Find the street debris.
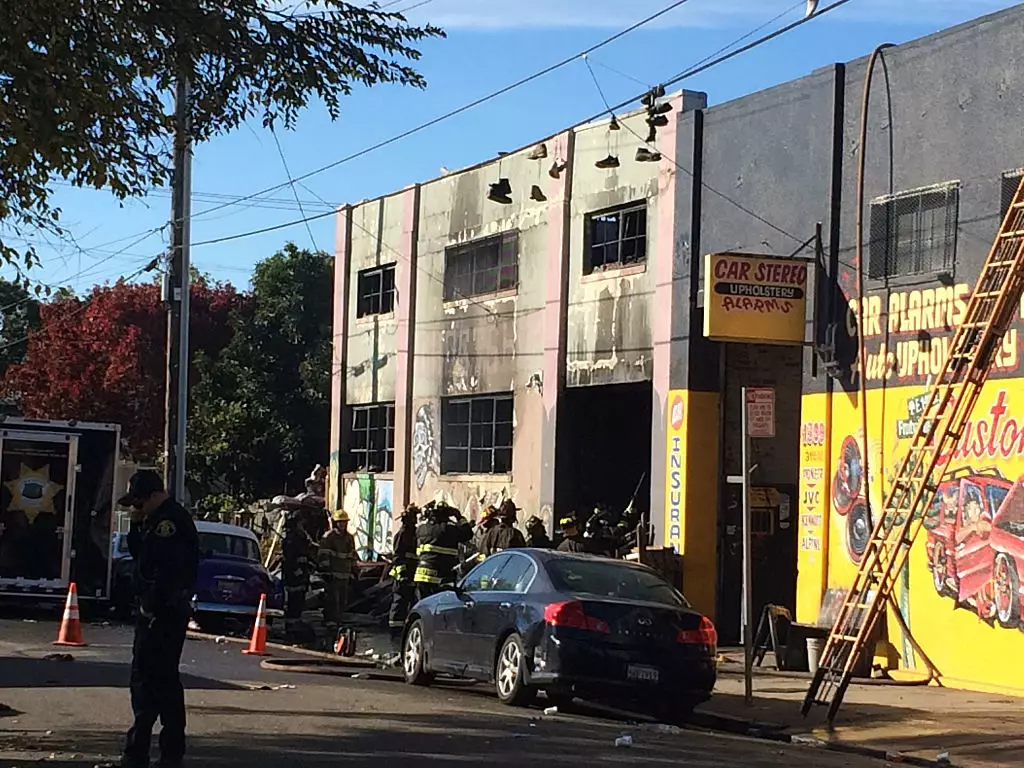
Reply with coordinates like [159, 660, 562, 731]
[214, 635, 228, 644]
[644, 723, 682, 736]
[937, 752, 951, 765]
[244, 683, 295, 691]
[614, 734, 633, 748]
[790, 735, 827, 748]
[885, 751, 907, 762]
[351, 672, 367, 679]
[43, 653, 74, 662]
[543, 706, 558, 715]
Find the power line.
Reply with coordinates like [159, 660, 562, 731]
[271, 131, 321, 252]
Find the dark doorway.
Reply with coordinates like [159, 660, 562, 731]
[555, 381, 652, 526]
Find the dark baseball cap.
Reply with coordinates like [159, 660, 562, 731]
[117, 470, 165, 507]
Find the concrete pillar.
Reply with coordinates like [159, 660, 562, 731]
[328, 205, 353, 513]
[393, 185, 421, 511]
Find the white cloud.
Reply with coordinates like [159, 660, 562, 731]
[400, 0, 1018, 31]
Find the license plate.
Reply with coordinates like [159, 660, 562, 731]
[626, 664, 660, 683]
[216, 580, 241, 595]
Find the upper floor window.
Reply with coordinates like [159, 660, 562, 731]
[440, 393, 513, 475]
[357, 264, 396, 318]
[585, 201, 648, 275]
[868, 184, 959, 280]
[443, 232, 518, 301]
[348, 402, 395, 472]
[1001, 169, 1024, 222]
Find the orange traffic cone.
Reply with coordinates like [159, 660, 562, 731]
[54, 583, 86, 647]
[242, 593, 269, 656]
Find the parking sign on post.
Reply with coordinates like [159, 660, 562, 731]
[745, 388, 775, 439]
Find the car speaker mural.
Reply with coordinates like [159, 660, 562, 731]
[830, 435, 877, 564]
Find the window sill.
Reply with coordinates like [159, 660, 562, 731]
[438, 473, 513, 483]
[443, 289, 518, 310]
[341, 470, 395, 479]
[353, 311, 396, 327]
[581, 262, 647, 283]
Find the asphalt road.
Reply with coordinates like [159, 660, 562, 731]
[0, 616, 880, 767]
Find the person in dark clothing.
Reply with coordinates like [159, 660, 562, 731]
[388, 504, 419, 644]
[483, 500, 527, 554]
[584, 505, 618, 557]
[556, 513, 586, 553]
[413, 502, 472, 601]
[119, 470, 199, 768]
[282, 510, 313, 633]
[525, 516, 552, 549]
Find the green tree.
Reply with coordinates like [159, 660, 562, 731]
[0, 1, 443, 268]
[189, 243, 332, 502]
[0, 279, 39, 378]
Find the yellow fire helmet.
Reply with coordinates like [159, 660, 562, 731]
[332, 509, 350, 523]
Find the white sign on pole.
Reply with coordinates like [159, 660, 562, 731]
[745, 388, 775, 439]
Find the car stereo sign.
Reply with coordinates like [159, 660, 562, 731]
[703, 253, 809, 345]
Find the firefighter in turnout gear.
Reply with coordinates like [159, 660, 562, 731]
[556, 513, 586, 553]
[388, 504, 419, 642]
[414, 502, 472, 600]
[525, 515, 552, 549]
[467, 505, 499, 566]
[318, 509, 357, 627]
[282, 510, 314, 635]
[483, 499, 527, 554]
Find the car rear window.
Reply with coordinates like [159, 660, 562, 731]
[199, 533, 260, 562]
[545, 559, 688, 607]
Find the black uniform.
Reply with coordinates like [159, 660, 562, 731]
[282, 513, 313, 622]
[388, 514, 418, 640]
[123, 497, 199, 767]
[413, 510, 472, 600]
[556, 536, 586, 553]
[483, 521, 527, 554]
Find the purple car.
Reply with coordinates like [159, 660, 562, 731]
[190, 520, 284, 631]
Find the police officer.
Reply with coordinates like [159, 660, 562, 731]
[282, 509, 313, 636]
[119, 470, 199, 768]
[388, 504, 419, 647]
[413, 502, 472, 600]
[318, 509, 357, 628]
[556, 513, 586, 553]
[483, 500, 527, 554]
[525, 515, 553, 549]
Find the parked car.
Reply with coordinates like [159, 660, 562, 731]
[401, 549, 717, 722]
[191, 520, 284, 632]
[110, 531, 135, 617]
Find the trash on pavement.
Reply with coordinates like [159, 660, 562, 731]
[351, 672, 367, 679]
[790, 735, 827, 748]
[543, 706, 558, 715]
[646, 723, 682, 735]
[614, 734, 633, 748]
[214, 635, 228, 644]
[937, 752, 952, 765]
[885, 751, 907, 763]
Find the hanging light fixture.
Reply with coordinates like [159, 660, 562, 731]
[488, 178, 513, 204]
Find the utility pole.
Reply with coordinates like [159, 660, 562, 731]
[164, 76, 193, 501]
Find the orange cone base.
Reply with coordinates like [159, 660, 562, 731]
[53, 638, 86, 647]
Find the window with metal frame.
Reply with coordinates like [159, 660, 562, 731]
[440, 393, 513, 474]
[585, 201, 648, 275]
[868, 185, 959, 280]
[348, 403, 395, 472]
[1001, 170, 1024, 222]
[356, 264, 396, 318]
[443, 232, 519, 301]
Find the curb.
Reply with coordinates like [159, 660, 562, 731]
[260, 657, 403, 682]
[186, 629, 377, 666]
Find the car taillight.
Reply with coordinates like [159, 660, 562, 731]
[544, 600, 610, 633]
[677, 616, 717, 646]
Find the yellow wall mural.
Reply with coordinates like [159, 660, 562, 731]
[798, 379, 1024, 694]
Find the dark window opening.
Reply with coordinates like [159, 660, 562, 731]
[1001, 170, 1024, 222]
[357, 264, 396, 318]
[868, 186, 959, 280]
[348, 403, 395, 472]
[443, 233, 518, 301]
[441, 393, 513, 475]
[585, 202, 648, 275]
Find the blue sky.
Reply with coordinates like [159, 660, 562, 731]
[8, 0, 1019, 293]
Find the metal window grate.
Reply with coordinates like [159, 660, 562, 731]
[356, 264, 396, 318]
[348, 403, 395, 472]
[443, 233, 519, 301]
[1001, 170, 1024, 223]
[868, 185, 959, 280]
[585, 202, 648, 275]
[440, 393, 513, 475]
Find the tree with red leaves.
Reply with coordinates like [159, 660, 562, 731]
[1, 277, 241, 458]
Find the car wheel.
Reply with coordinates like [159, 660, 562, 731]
[403, 620, 433, 686]
[495, 633, 535, 707]
[994, 554, 1021, 629]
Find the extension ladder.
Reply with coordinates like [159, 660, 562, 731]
[803, 174, 1024, 723]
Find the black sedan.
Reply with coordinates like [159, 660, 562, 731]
[401, 549, 717, 721]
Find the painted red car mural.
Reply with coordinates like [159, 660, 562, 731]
[924, 468, 1024, 630]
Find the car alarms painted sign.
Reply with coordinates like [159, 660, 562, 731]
[703, 253, 809, 345]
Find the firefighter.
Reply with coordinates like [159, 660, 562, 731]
[318, 509, 357, 628]
[483, 500, 527, 554]
[388, 504, 419, 644]
[584, 505, 617, 557]
[468, 505, 500, 565]
[525, 515, 552, 549]
[556, 513, 586, 553]
[118, 470, 199, 768]
[414, 502, 472, 600]
[282, 509, 313, 635]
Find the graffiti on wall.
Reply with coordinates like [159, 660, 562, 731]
[430, 485, 511, 523]
[412, 404, 439, 490]
[342, 475, 395, 560]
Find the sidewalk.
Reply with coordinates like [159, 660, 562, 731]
[699, 658, 1024, 768]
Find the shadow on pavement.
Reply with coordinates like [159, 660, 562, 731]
[0, 657, 241, 691]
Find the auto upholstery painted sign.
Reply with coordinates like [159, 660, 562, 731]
[703, 253, 809, 345]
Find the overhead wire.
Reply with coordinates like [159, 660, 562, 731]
[271, 130, 321, 252]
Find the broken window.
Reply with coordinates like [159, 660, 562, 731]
[585, 201, 648, 275]
[348, 403, 395, 472]
[1001, 169, 1024, 222]
[356, 264, 396, 318]
[440, 393, 513, 475]
[868, 185, 959, 280]
[443, 232, 519, 301]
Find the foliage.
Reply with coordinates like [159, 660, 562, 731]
[0, 1, 444, 268]
[1, 276, 241, 456]
[0, 279, 39, 377]
[189, 243, 332, 503]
